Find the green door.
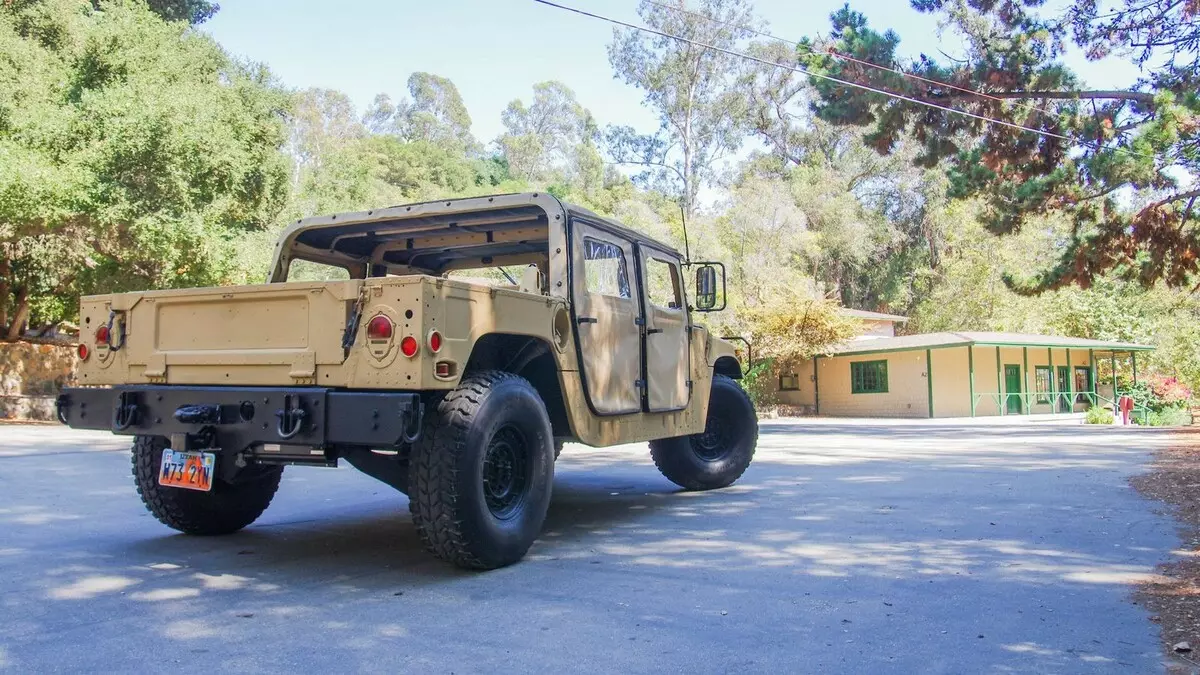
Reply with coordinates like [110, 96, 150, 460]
[1056, 366, 1071, 412]
[1004, 364, 1022, 414]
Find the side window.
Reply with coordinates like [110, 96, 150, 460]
[584, 238, 630, 298]
[287, 259, 350, 282]
[645, 257, 682, 310]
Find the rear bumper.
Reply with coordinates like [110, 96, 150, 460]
[55, 385, 423, 451]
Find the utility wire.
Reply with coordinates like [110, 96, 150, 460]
[531, 0, 1152, 159]
[642, 0, 1063, 126]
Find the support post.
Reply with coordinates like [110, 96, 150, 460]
[1132, 352, 1138, 385]
[1089, 349, 1097, 405]
[1048, 347, 1055, 414]
[1023, 347, 1030, 415]
[1110, 352, 1117, 399]
[926, 349, 934, 419]
[996, 346, 1004, 416]
[1066, 348, 1073, 411]
[968, 346, 975, 417]
[813, 356, 820, 415]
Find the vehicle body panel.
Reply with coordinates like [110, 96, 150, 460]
[68, 192, 740, 449]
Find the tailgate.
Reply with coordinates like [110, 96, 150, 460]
[119, 281, 361, 384]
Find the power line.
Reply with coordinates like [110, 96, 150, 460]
[531, 0, 1150, 159]
[641, 0, 1061, 126]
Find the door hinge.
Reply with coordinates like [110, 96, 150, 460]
[634, 316, 645, 326]
[635, 379, 645, 389]
[686, 380, 693, 389]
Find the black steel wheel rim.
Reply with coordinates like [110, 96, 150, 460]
[692, 413, 732, 462]
[482, 424, 531, 519]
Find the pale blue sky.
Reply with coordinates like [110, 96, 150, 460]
[203, 0, 1145, 149]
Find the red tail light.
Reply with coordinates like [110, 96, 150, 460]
[95, 325, 111, 346]
[400, 336, 419, 358]
[428, 330, 442, 353]
[366, 315, 393, 340]
[77, 343, 90, 360]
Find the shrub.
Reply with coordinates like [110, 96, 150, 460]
[1086, 406, 1114, 425]
[1147, 407, 1192, 427]
[739, 358, 776, 410]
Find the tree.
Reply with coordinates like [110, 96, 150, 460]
[0, 0, 290, 337]
[606, 0, 758, 218]
[287, 88, 364, 189]
[143, 0, 219, 24]
[364, 73, 478, 153]
[497, 81, 597, 182]
[801, 1, 1200, 293]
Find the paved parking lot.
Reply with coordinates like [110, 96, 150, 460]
[0, 420, 1181, 673]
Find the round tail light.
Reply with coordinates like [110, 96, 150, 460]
[428, 330, 442, 353]
[366, 315, 394, 340]
[77, 343, 90, 360]
[400, 336, 419, 358]
[95, 325, 111, 346]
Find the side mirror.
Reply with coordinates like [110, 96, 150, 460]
[692, 263, 725, 311]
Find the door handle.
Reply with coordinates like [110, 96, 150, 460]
[646, 328, 663, 335]
[577, 316, 597, 324]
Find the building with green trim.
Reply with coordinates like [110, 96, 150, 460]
[775, 327, 1153, 419]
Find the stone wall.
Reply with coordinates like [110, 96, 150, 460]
[0, 341, 77, 420]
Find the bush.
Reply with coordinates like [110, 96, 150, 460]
[739, 358, 776, 410]
[1147, 407, 1192, 427]
[1125, 375, 1193, 412]
[1086, 406, 1114, 425]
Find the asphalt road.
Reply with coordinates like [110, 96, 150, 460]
[0, 420, 1181, 673]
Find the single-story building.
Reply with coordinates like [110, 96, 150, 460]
[775, 329, 1154, 419]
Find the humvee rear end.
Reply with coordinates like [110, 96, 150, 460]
[57, 192, 757, 569]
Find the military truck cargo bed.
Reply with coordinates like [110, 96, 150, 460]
[74, 275, 565, 390]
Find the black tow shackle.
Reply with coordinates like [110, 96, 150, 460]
[112, 391, 140, 431]
[275, 394, 308, 440]
[399, 399, 425, 445]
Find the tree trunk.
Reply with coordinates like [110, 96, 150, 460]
[5, 287, 29, 341]
[0, 257, 9, 332]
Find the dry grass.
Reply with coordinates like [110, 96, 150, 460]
[1131, 428, 1200, 673]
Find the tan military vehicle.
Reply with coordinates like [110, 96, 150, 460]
[57, 192, 757, 569]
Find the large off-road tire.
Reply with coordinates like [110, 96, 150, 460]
[408, 371, 555, 570]
[131, 435, 283, 535]
[649, 375, 758, 490]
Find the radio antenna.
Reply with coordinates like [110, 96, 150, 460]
[679, 202, 691, 264]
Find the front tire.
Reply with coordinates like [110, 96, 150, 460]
[649, 375, 758, 490]
[408, 371, 555, 570]
[131, 435, 283, 535]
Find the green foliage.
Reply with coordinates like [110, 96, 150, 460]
[1085, 406, 1114, 425]
[739, 357, 776, 409]
[739, 294, 862, 373]
[1125, 375, 1192, 413]
[0, 0, 289, 336]
[802, 1, 1200, 292]
[606, 0, 757, 216]
[1147, 407, 1191, 428]
[144, 0, 219, 24]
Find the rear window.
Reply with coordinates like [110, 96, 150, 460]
[287, 260, 350, 282]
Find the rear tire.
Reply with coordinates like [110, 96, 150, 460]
[649, 375, 758, 490]
[408, 371, 555, 570]
[131, 435, 283, 535]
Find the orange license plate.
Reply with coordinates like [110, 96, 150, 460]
[159, 449, 215, 492]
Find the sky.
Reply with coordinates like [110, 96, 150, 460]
[203, 0, 1149, 149]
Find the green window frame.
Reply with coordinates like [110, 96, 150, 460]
[1034, 366, 1052, 404]
[851, 360, 888, 394]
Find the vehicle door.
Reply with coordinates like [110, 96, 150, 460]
[572, 224, 643, 415]
[637, 246, 690, 411]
